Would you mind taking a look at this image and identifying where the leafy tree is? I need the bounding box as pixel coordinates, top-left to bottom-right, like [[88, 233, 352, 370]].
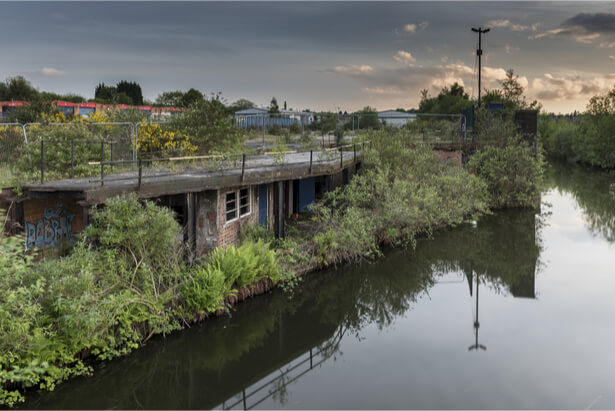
[[0, 76, 39, 101], [578, 86, 615, 168], [180, 88, 204, 107], [171, 96, 245, 153], [500, 69, 524, 105], [418, 82, 470, 114], [483, 69, 541, 112], [116, 80, 143, 106], [356, 106, 380, 129], [229, 98, 256, 112], [321, 115, 337, 137], [94, 83, 117, 103], [419, 89, 429, 102], [269, 97, 280, 115], [114, 92, 133, 105], [155, 91, 184, 107], [39, 92, 86, 103], [7, 100, 58, 124]]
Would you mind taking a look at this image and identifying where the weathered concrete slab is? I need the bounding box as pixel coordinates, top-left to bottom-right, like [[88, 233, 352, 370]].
[[21, 150, 361, 205]]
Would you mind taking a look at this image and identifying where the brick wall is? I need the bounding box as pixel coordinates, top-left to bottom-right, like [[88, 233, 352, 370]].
[[23, 198, 84, 249], [216, 186, 259, 248]]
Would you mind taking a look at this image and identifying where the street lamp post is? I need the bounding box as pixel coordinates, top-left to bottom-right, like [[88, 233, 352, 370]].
[[471, 27, 490, 109]]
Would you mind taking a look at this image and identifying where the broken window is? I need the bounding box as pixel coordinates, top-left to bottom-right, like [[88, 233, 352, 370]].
[[225, 187, 251, 223], [226, 191, 237, 222], [239, 188, 250, 216]]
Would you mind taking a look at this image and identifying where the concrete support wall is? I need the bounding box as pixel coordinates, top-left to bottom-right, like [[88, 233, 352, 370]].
[[22, 198, 84, 250]]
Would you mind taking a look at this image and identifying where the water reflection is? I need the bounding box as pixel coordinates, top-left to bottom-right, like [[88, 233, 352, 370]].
[[23, 204, 541, 410], [547, 161, 615, 243]]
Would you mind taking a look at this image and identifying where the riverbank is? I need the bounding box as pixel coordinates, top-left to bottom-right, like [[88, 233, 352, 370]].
[[0, 129, 543, 406]]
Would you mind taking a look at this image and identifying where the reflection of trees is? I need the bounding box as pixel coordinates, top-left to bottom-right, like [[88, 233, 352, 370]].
[[413, 208, 541, 299], [314, 207, 541, 337], [547, 161, 615, 243], [25, 209, 541, 410]]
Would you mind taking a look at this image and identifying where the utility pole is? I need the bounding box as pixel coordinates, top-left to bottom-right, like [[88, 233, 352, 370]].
[[471, 27, 490, 109], [468, 270, 486, 352]]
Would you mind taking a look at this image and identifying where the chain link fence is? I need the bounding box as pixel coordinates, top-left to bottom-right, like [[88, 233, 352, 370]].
[[0, 122, 136, 186], [0, 123, 26, 187]]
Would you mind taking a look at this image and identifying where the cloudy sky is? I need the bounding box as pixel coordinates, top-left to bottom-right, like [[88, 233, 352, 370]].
[[1, 1, 615, 113]]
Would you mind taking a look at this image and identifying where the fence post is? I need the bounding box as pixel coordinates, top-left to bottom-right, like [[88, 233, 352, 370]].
[[309, 150, 313, 174], [138, 159, 142, 189], [241, 153, 246, 182], [100, 141, 104, 186], [132, 124, 138, 162], [71, 139, 75, 178], [22, 124, 28, 144], [353, 143, 356, 161], [40, 139, 44, 183], [340, 146, 343, 169], [149, 137, 153, 160]]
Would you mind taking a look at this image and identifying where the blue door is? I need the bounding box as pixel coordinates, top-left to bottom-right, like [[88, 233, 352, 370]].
[[258, 184, 268, 226]]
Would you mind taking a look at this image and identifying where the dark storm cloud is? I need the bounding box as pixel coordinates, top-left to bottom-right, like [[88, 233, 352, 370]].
[[562, 13, 615, 34], [533, 12, 615, 44]]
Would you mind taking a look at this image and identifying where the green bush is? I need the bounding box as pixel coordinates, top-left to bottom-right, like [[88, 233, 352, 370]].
[[182, 264, 228, 314], [334, 127, 344, 145], [206, 240, 281, 288], [538, 115, 581, 162], [0, 196, 185, 406], [181, 240, 282, 315], [467, 138, 543, 209], [289, 122, 301, 135], [538, 86, 615, 169], [311, 128, 490, 266]]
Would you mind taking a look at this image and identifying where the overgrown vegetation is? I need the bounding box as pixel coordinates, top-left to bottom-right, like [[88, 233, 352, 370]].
[[307, 129, 490, 266], [0, 195, 286, 406], [539, 86, 615, 169], [467, 138, 543, 208]]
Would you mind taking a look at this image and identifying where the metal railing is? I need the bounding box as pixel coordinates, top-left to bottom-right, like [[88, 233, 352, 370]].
[[78, 141, 369, 188], [218, 326, 345, 410]]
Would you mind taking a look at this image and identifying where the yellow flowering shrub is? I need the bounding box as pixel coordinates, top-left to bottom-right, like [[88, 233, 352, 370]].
[[136, 123, 197, 158]]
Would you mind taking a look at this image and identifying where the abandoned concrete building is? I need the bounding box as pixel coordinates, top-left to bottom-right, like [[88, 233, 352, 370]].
[[1, 150, 362, 257]]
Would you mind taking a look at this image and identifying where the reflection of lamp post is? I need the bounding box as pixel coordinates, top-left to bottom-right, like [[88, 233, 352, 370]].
[[468, 271, 487, 351]]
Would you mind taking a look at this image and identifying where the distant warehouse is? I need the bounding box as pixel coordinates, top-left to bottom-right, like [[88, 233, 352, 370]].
[[234, 108, 313, 128], [377, 110, 416, 127]]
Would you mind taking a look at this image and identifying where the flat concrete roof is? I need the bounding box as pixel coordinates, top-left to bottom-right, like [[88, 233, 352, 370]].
[[21, 150, 362, 204]]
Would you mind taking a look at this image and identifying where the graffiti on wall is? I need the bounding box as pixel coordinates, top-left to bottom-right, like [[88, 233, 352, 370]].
[[25, 202, 76, 249]]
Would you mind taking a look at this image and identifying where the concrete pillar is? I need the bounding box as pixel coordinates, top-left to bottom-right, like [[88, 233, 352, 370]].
[[325, 174, 334, 192], [186, 192, 196, 253], [274, 181, 285, 239]]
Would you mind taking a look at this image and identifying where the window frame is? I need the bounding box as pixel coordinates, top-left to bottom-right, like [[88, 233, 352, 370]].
[[225, 187, 251, 224], [239, 187, 250, 217]]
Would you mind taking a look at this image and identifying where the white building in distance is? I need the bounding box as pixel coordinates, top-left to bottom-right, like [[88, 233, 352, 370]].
[[378, 110, 416, 127]]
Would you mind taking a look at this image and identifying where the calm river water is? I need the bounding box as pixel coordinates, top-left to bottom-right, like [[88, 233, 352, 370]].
[[24, 162, 615, 410]]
